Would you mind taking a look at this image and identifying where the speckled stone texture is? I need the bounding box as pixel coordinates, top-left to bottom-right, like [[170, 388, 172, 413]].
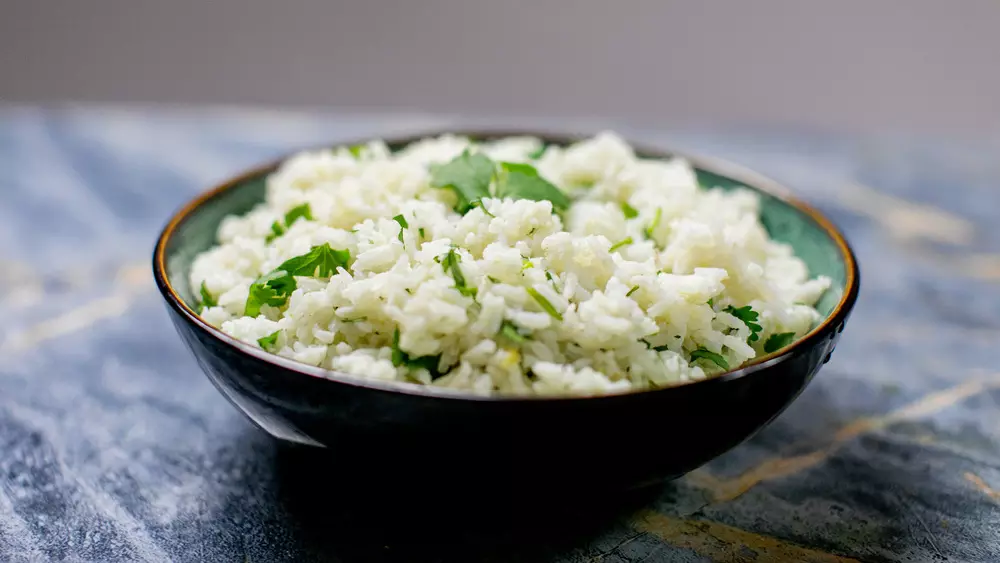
[[0, 107, 998, 562]]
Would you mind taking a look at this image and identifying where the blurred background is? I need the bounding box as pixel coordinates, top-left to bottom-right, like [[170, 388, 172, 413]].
[[2, 0, 998, 136]]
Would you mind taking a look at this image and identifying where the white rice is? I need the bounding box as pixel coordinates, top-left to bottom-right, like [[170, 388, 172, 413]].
[[189, 132, 830, 397]]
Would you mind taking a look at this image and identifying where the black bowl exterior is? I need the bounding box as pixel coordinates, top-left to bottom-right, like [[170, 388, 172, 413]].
[[160, 291, 849, 490]]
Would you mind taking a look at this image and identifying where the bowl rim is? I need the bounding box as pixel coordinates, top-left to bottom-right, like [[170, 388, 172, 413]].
[[152, 128, 860, 402]]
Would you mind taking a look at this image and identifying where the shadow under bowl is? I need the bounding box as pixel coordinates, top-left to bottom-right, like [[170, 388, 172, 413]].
[[152, 130, 859, 494]]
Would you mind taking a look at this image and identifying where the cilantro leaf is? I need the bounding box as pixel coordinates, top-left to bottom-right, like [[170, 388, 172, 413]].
[[266, 203, 313, 243], [199, 281, 217, 310], [764, 332, 796, 353], [526, 287, 562, 321], [276, 243, 351, 278], [690, 348, 729, 370], [643, 207, 663, 240], [257, 330, 281, 351], [348, 144, 366, 158], [496, 162, 570, 211], [440, 248, 476, 298], [626, 285, 639, 297], [621, 202, 639, 219], [392, 214, 408, 242], [245, 270, 297, 317], [528, 145, 547, 159], [391, 328, 442, 374], [429, 150, 495, 213], [418, 227, 426, 238], [266, 221, 286, 243], [724, 305, 763, 343], [498, 320, 527, 344], [284, 203, 313, 227], [609, 236, 633, 252]]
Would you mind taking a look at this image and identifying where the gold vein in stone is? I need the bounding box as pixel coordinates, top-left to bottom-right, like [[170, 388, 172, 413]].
[[632, 509, 861, 563], [964, 472, 1000, 503], [0, 262, 151, 353], [838, 183, 975, 246], [686, 374, 1000, 503]]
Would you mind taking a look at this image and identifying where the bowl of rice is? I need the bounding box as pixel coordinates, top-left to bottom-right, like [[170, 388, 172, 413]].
[[153, 130, 858, 490]]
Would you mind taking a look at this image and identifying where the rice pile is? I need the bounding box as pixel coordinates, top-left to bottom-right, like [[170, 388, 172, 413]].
[[189, 132, 830, 396]]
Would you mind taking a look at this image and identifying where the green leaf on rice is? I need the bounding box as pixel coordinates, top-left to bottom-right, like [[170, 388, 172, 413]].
[[429, 150, 495, 213], [392, 214, 408, 242], [528, 145, 547, 159], [244, 244, 351, 316], [391, 328, 442, 375], [526, 287, 562, 321], [690, 348, 729, 370], [764, 332, 796, 353], [724, 305, 763, 343], [440, 247, 476, 298], [496, 162, 570, 211], [198, 281, 217, 312], [621, 201, 639, 219], [498, 320, 527, 344], [257, 330, 281, 351]]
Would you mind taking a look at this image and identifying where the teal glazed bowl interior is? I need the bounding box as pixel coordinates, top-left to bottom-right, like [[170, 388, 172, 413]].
[[153, 130, 859, 493]]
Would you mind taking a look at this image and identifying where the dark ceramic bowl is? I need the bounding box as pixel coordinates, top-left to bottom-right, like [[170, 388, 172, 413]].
[[153, 130, 859, 493]]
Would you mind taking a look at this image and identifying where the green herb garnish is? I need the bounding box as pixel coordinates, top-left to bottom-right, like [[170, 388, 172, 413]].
[[257, 330, 281, 351], [621, 202, 639, 219], [418, 227, 426, 238], [392, 214, 408, 242], [498, 320, 527, 344], [244, 244, 351, 316], [440, 247, 476, 298], [626, 285, 639, 297], [724, 305, 763, 343], [528, 145, 547, 160], [340, 316, 366, 323], [496, 162, 570, 211], [526, 287, 562, 321], [609, 237, 633, 252], [266, 203, 314, 242], [764, 332, 796, 353], [690, 348, 729, 370], [391, 328, 441, 374], [348, 144, 366, 158], [429, 150, 495, 213], [199, 281, 217, 312], [643, 207, 663, 240], [487, 275, 501, 284]]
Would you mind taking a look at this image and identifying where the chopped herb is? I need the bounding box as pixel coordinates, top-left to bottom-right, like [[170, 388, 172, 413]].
[[487, 275, 501, 284], [266, 203, 313, 243], [521, 257, 533, 271], [626, 285, 640, 297], [245, 270, 297, 317], [527, 227, 537, 236], [498, 320, 527, 344], [392, 214, 408, 242], [257, 330, 281, 351], [244, 244, 351, 316], [199, 281, 217, 310], [764, 332, 796, 353], [690, 348, 729, 370], [609, 236, 633, 252], [652, 344, 671, 352], [526, 287, 562, 320], [284, 203, 313, 227], [341, 316, 366, 323], [472, 200, 496, 218], [496, 162, 570, 211], [391, 328, 441, 374], [643, 207, 663, 240], [707, 298, 714, 307], [348, 144, 366, 158], [418, 227, 426, 238], [544, 270, 555, 282], [528, 145, 547, 159], [277, 243, 351, 278], [724, 305, 763, 343], [621, 201, 639, 219], [429, 150, 495, 213], [266, 221, 286, 243], [440, 248, 476, 298]]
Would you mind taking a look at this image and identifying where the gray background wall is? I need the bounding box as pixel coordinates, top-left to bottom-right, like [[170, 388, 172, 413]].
[[2, 0, 999, 135]]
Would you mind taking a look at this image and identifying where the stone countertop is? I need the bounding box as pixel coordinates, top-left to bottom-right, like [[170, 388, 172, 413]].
[[0, 107, 998, 562]]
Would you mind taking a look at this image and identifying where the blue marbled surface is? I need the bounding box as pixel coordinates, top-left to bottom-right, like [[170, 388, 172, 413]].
[[1, 106, 998, 562]]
